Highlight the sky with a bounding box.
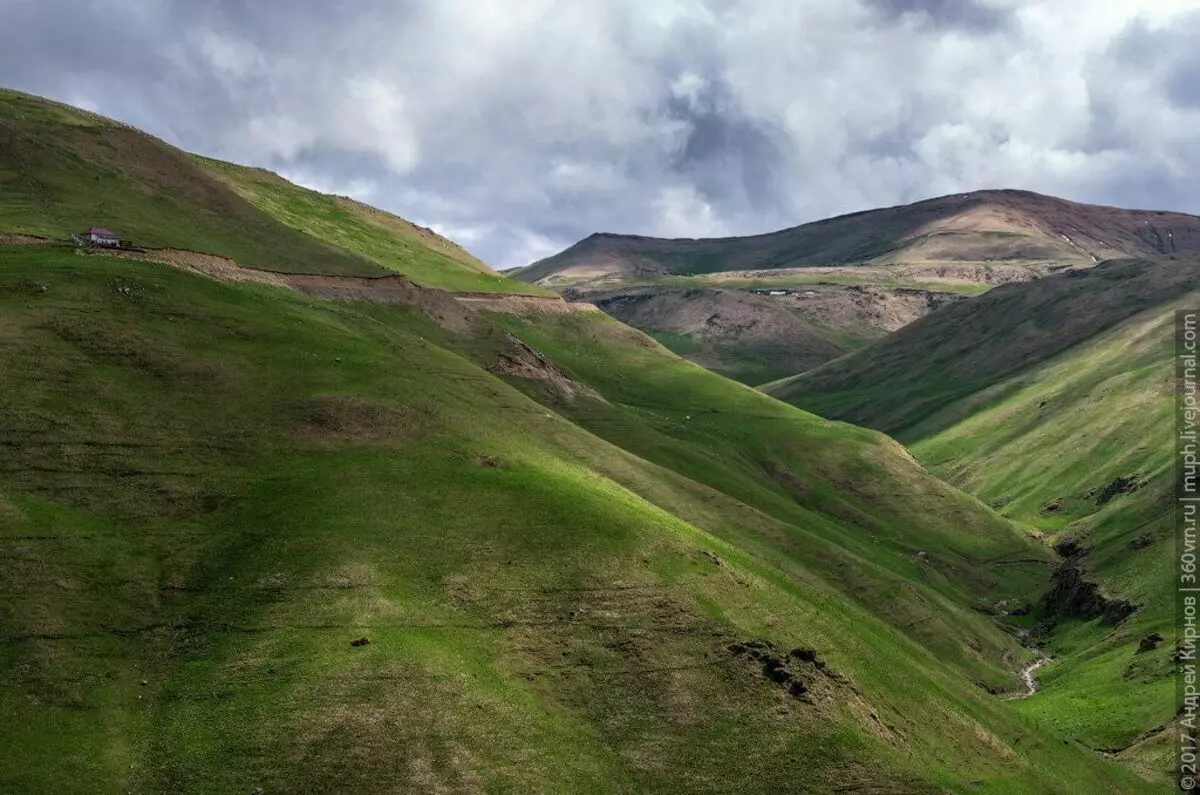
[4,0,1200,269]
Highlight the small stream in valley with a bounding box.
[1006,652,1052,699]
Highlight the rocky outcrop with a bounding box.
[487,333,602,403]
[1042,544,1138,625]
[1095,474,1144,506]
[1136,633,1165,654]
[726,639,844,701]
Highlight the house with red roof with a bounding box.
[86,227,121,247]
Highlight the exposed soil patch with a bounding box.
[725,638,903,745]
[1128,534,1155,551]
[487,333,601,403]
[295,395,443,446]
[0,233,51,244]
[455,294,599,316]
[726,640,839,700]
[1040,498,1064,515]
[563,282,958,383]
[80,246,289,289]
[1136,633,1164,654]
[285,273,475,333]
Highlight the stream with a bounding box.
[1007,652,1052,699]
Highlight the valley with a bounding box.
[771,257,1196,783]
[0,87,1180,793]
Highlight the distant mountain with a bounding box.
[518,190,1200,383]
[518,189,1200,285]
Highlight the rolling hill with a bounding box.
[770,257,1198,782]
[0,89,1157,792]
[0,87,539,294]
[767,256,1200,439]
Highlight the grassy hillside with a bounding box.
[911,303,1183,780]
[773,260,1192,784]
[769,257,1200,441]
[197,157,548,295]
[0,87,537,293]
[0,245,1149,793]
[0,88,378,276]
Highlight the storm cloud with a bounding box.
[4,0,1200,267]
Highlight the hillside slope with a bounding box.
[519,190,1200,284]
[519,190,1200,384]
[769,256,1200,439]
[907,300,1185,781]
[0,245,1151,793]
[566,283,959,385]
[771,259,1196,783]
[0,87,537,294]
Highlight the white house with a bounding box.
[86,227,121,247]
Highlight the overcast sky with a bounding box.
[5,1,1200,268]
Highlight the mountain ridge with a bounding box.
[519,188,1200,285]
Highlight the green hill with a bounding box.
[772,258,1197,783]
[911,299,1182,781]
[0,87,540,294]
[0,245,1149,793]
[768,257,1200,439]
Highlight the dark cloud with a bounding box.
[862,0,1011,33]
[1165,58,1200,109]
[2,1,1200,268]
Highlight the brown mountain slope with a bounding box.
[566,283,960,385]
[517,189,1200,284]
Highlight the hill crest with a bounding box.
[0,86,545,295]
